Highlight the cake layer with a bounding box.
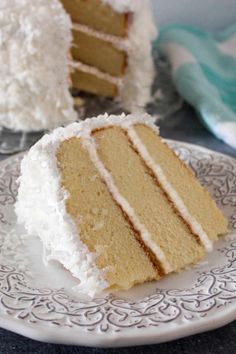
[60,0,128,37]
[60,0,156,111]
[71,66,118,97]
[72,28,126,76]
[56,136,158,290]
[94,126,205,272]
[134,124,228,240]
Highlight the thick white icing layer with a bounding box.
[15,125,108,297]
[121,1,157,112]
[125,125,213,252]
[0,0,77,132]
[101,0,148,13]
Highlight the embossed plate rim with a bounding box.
[0,140,236,347]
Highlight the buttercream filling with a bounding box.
[124,124,213,252]
[81,131,173,274]
[72,23,129,51]
[70,60,123,88]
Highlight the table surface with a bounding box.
[0,103,235,353]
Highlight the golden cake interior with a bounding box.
[60,0,128,97]
[57,136,159,290]
[71,70,117,97]
[134,125,228,240]
[56,123,228,292]
[71,29,126,77]
[61,0,128,36]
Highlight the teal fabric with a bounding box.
[156,24,236,149]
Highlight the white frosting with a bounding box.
[15,125,108,297]
[0,0,77,132]
[82,134,172,274]
[121,1,157,112]
[72,23,129,51]
[101,0,148,13]
[125,125,213,252]
[70,61,123,87]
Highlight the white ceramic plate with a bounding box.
[0,140,236,348]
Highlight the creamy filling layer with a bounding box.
[124,124,213,252]
[81,132,173,274]
[70,60,123,88]
[71,20,127,96]
[72,22,129,51]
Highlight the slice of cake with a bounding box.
[60,0,157,112]
[15,114,228,297]
[0,0,76,132]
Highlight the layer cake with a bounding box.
[60,0,157,111]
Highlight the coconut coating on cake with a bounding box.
[0,0,77,132]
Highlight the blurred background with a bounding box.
[152,0,236,30]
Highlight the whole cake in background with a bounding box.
[0,0,76,132]
[60,0,157,112]
[15,113,228,297]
